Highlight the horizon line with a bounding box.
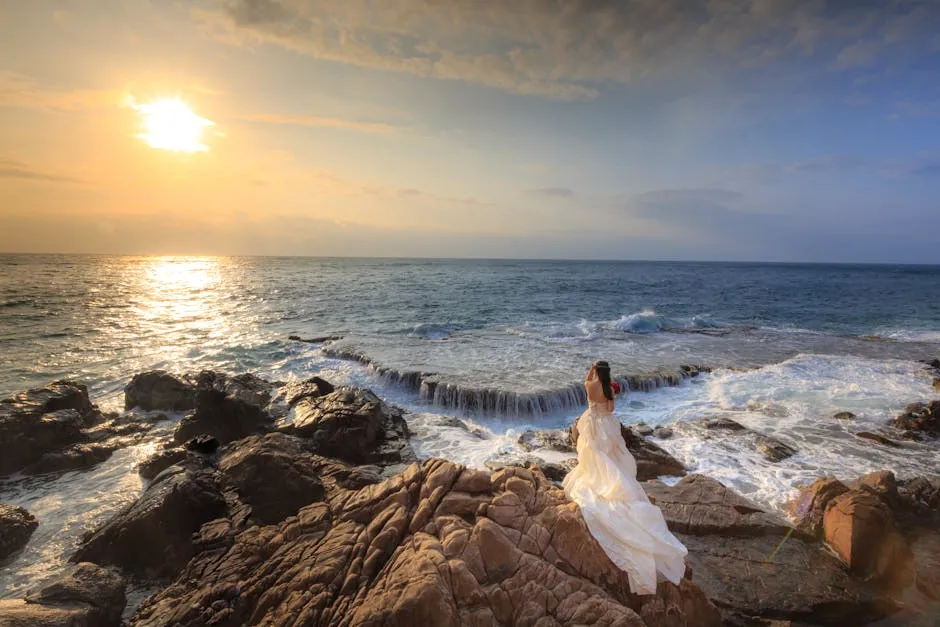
[1,251,939,267]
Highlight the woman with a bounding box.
[563,361,687,595]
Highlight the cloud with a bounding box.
[197,1,937,100]
[241,112,404,134]
[785,155,864,173]
[527,187,576,198]
[0,71,119,112]
[0,157,84,184]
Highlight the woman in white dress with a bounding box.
[563,361,688,595]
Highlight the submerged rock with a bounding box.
[755,435,797,462]
[24,441,119,475]
[0,504,38,560]
[72,464,227,579]
[130,460,721,626]
[569,421,687,481]
[0,381,102,475]
[517,428,575,453]
[0,562,126,627]
[695,417,797,462]
[855,431,903,447]
[633,422,654,436]
[833,411,857,420]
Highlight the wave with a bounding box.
[870,330,940,344]
[407,323,456,340]
[323,345,709,417]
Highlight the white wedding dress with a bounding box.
[563,400,688,595]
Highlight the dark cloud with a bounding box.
[201,0,940,99]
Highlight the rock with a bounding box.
[219,433,326,525]
[787,477,849,539]
[634,422,654,436]
[891,401,940,437]
[130,460,722,626]
[569,421,686,480]
[282,387,417,466]
[897,476,940,517]
[275,376,335,408]
[854,470,900,508]
[0,381,101,475]
[653,426,674,439]
[138,447,187,481]
[517,428,575,453]
[124,371,196,411]
[173,388,271,446]
[288,334,342,343]
[643,475,791,537]
[0,562,126,627]
[484,452,546,473]
[755,435,797,462]
[699,417,748,431]
[190,371,276,409]
[645,476,896,624]
[540,458,578,482]
[186,434,220,455]
[856,431,903,447]
[934,377,940,392]
[24,442,118,475]
[72,464,227,579]
[824,491,914,589]
[833,411,856,420]
[0,504,38,560]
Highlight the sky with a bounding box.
[1,0,939,262]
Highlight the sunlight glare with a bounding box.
[131,97,214,153]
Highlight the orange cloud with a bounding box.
[241,112,404,135]
[0,71,121,112]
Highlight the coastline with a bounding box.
[1,362,937,626]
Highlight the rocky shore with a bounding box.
[0,366,938,626]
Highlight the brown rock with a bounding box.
[24,441,118,475]
[517,428,575,453]
[693,418,797,462]
[699,417,748,431]
[833,411,856,420]
[854,470,900,509]
[755,435,797,462]
[856,431,903,447]
[138,447,187,481]
[570,421,686,480]
[0,562,126,627]
[275,375,335,408]
[129,460,721,626]
[788,477,849,539]
[173,388,272,445]
[824,491,914,589]
[934,377,940,392]
[0,504,38,560]
[891,401,940,436]
[897,476,940,517]
[124,371,196,411]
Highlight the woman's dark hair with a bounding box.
[594,360,614,401]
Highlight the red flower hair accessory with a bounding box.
[611,380,621,395]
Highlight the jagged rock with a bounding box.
[853,470,900,509]
[0,562,126,627]
[24,442,118,475]
[540,458,579,482]
[485,452,547,473]
[646,476,896,624]
[891,401,940,437]
[275,376,335,408]
[699,417,748,431]
[190,371,276,409]
[634,422,654,436]
[856,431,903,447]
[72,464,227,579]
[897,476,940,517]
[569,421,686,480]
[0,504,38,560]
[755,435,797,462]
[219,433,327,525]
[0,381,102,475]
[788,477,850,539]
[824,491,914,589]
[517,429,575,453]
[653,426,674,439]
[124,371,196,411]
[138,447,187,481]
[281,387,416,466]
[186,434,220,455]
[130,460,721,626]
[833,411,856,420]
[173,388,272,446]
[643,475,791,537]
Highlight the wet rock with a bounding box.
[643,475,791,537]
[288,334,342,344]
[282,387,416,466]
[0,381,102,475]
[72,464,227,579]
[190,371,276,409]
[517,428,575,453]
[124,371,196,411]
[24,442,118,475]
[186,434,220,455]
[699,417,748,431]
[275,375,335,408]
[173,388,272,446]
[138,447,187,481]
[646,476,896,624]
[634,422,654,436]
[833,411,856,420]
[0,562,126,627]
[856,431,903,447]
[130,460,721,626]
[853,470,900,509]
[569,421,686,480]
[891,401,940,437]
[788,477,849,539]
[755,435,797,462]
[484,452,546,473]
[0,504,38,560]
[540,458,579,482]
[824,491,914,589]
[897,476,940,517]
[653,426,674,439]
[219,433,326,525]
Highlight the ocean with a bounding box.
[1,254,939,600]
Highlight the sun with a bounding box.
[131,97,214,153]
